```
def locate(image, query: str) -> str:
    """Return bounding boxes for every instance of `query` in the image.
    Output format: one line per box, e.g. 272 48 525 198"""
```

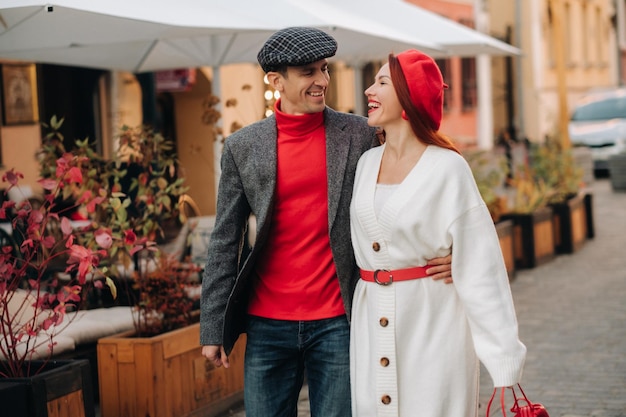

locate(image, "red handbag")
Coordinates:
486 384 549 417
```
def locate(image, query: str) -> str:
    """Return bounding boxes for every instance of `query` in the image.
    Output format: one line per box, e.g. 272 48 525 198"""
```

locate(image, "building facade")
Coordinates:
489 0 618 144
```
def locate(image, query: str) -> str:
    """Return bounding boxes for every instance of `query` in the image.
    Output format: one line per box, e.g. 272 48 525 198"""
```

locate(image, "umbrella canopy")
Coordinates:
300 0 521 58
0 0 445 72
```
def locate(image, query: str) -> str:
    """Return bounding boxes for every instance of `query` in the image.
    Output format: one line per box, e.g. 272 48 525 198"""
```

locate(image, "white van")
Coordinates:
568 88 626 172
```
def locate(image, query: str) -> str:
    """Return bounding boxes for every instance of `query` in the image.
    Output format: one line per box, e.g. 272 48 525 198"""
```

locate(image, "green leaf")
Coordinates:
105 276 117 300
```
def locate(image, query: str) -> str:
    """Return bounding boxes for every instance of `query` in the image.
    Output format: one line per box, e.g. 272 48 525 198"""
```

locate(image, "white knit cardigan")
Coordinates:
349 145 526 417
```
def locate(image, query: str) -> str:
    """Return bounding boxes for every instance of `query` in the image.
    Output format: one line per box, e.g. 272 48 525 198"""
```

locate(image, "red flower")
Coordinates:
124 229 137 245
2 168 24 186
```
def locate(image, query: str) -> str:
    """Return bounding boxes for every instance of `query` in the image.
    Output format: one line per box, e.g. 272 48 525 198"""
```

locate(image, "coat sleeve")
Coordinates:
448 201 527 387
441 156 526 387
199 140 251 346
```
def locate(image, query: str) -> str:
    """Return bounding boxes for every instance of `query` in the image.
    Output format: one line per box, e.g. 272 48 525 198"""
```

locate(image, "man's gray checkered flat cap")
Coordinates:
257 27 338 73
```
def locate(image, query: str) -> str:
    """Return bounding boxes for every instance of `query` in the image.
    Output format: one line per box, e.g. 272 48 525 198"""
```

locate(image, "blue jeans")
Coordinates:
244 315 351 417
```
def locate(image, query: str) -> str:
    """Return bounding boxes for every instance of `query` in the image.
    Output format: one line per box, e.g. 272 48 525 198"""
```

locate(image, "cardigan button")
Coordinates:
372 242 380 251
380 357 390 367
381 395 392 405
379 317 389 327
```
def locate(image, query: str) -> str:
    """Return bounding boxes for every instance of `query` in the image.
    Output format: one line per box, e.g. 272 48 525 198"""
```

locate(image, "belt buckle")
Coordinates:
373 269 393 286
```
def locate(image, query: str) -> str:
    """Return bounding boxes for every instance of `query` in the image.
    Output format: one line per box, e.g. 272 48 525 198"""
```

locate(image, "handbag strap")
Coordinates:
486 384 537 417
486 387 507 417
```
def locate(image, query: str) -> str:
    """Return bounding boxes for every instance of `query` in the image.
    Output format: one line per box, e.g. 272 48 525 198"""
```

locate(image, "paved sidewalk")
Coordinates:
224 178 626 417
477 178 626 417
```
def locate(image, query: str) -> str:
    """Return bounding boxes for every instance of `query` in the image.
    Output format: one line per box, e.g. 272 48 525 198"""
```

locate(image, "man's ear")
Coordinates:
266 72 283 92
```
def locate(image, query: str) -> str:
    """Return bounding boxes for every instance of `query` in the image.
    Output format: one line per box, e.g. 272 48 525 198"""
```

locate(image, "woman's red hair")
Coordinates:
387 53 459 154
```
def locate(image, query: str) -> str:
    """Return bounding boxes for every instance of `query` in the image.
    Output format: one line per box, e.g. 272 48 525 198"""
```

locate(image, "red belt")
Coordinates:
360 266 430 286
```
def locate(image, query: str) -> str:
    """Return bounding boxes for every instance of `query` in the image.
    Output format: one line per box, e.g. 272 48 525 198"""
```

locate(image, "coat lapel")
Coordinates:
251 116 278 242
324 108 352 229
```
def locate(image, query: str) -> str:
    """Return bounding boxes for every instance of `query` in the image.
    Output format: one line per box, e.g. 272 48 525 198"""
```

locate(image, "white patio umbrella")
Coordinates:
302 0 520 58
0 0 444 73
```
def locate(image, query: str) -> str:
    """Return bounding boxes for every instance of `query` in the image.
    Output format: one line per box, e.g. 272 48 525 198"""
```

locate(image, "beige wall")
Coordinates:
0 124 43 196
172 69 218 216
114 73 143 131
220 64 267 136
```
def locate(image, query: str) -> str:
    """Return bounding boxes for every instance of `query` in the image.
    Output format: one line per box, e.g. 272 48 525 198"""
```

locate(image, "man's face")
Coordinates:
268 59 330 115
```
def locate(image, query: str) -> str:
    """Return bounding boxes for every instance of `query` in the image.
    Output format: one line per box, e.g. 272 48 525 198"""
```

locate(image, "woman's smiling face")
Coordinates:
364 63 404 128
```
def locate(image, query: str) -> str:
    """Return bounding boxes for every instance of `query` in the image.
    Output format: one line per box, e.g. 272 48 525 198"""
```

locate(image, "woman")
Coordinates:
349 49 526 417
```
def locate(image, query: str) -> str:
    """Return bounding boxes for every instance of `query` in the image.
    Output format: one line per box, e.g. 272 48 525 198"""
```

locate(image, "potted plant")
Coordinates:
0 158 117 417
501 162 557 269
530 138 587 254
96 250 246 417
41 120 247 417
31 116 247 417
94 183 246 417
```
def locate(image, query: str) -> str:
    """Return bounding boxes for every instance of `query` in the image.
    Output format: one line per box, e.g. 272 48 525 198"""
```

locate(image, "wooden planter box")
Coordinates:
97 322 245 417
550 192 587 254
501 206 555 269
495 219 516 280
0 359 95 417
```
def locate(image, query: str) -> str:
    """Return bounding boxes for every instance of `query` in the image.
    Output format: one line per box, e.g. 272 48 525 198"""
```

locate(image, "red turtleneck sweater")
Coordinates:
248 101 345 320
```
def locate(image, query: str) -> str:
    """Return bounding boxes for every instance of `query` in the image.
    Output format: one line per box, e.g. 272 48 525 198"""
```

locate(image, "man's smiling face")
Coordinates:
270 59 330 115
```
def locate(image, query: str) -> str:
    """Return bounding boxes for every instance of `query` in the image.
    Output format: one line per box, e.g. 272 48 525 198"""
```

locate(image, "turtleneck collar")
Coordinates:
274 99 325 136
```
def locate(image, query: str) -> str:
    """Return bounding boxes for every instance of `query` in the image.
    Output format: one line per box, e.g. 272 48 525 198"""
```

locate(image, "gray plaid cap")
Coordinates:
257 27 338 73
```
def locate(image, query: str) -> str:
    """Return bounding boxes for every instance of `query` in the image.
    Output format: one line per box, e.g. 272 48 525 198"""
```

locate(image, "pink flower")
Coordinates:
0 201 16 220
66 166 83 185
76 189 93 205
57 285 82 304
85 195 106 214
61 217 73 236
38 178 58 192
54 153 74 178
67 245 101 283
94 229 113 249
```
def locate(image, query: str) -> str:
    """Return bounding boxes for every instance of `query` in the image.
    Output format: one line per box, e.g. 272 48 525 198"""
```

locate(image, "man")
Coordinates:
200 27 452 417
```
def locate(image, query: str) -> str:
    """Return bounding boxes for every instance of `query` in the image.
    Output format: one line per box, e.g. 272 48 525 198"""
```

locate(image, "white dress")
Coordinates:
349 145 526 417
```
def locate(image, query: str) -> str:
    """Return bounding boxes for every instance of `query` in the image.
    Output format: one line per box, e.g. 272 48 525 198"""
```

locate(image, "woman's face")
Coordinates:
364 63 404 128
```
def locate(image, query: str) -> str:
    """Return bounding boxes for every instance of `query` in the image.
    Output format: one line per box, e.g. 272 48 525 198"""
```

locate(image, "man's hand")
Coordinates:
426 254 453 284
202 345 230 368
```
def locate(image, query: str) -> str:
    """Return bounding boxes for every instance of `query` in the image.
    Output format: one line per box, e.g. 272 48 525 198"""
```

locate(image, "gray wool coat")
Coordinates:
199 106 379 354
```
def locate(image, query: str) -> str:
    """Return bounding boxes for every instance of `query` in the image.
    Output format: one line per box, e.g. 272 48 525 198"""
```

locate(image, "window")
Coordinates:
435 59 452 111
461 58 477 110
457 18 477 111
